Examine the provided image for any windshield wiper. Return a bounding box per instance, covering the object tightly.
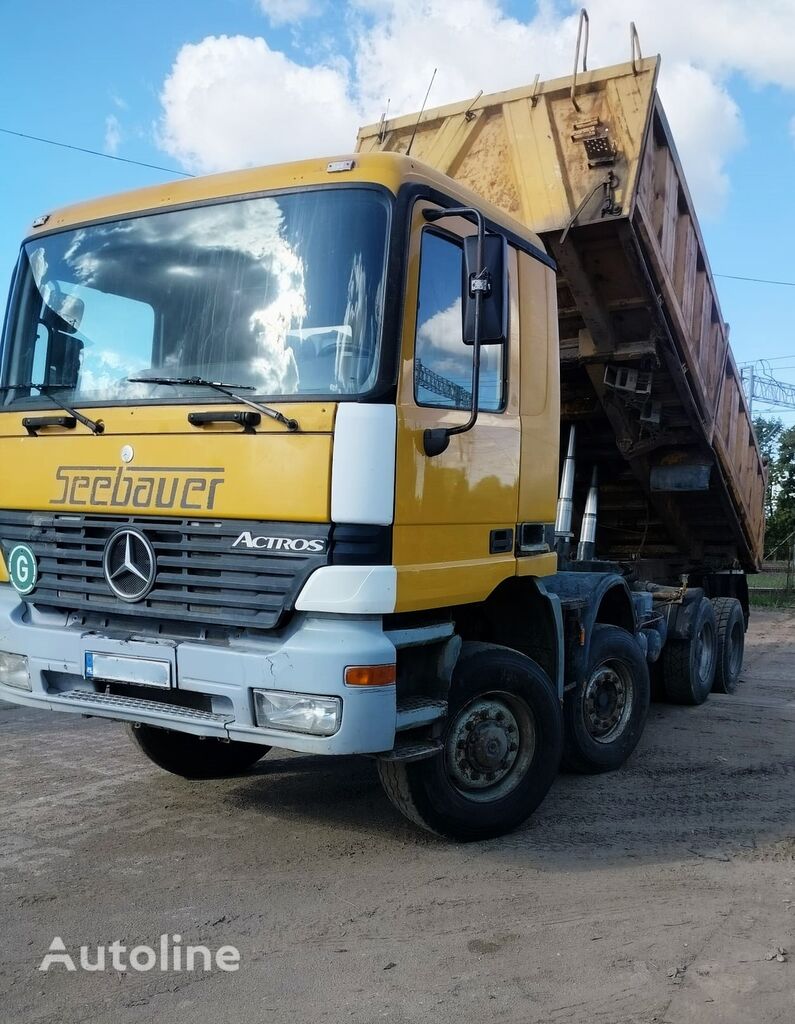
[0,383,104,434]
[128,376,299,432]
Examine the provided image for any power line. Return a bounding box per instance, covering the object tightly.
[2,128,795,292]
[714,272,795,288]
[0,127,194,178]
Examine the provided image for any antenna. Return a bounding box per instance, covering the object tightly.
[377,98,391,143]
[406,67,437,157]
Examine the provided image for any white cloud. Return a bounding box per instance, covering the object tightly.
[583,0,795,88]
[156,1,795,219]
[257,0,319,25]
[656,64,744,218]
[418,298,462,357]
[347,0,750,216]
[104,114,122,155]
[351,0,577,117]
[157,35,360,173]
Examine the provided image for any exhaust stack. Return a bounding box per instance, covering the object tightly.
[554,425,577,557]
[577,466,599,562]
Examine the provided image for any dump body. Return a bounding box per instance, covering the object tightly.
[358,56,765,575]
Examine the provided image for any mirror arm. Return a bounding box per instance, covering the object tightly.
[422,207,486,457]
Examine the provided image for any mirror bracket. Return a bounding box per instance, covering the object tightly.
[421,205,489,457]
[469,273,491,296]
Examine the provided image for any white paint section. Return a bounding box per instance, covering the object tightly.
[331,404,396,526]
[295,566,397,614]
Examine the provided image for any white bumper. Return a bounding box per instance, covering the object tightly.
[0,587,397,755]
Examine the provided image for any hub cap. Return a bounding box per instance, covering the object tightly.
[695,620,715,683]
[582,662,634,743]
[727,621,744,677]
[445,694,535,802]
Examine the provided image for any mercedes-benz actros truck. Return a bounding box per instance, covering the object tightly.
[0,51,763,839]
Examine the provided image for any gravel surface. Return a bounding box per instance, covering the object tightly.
[1,610,793,1024]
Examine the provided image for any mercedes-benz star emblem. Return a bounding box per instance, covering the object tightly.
[102,529,157,602]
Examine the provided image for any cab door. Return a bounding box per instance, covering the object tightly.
[392,200,521,613]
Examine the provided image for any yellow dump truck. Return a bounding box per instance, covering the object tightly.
[0,53,763,839]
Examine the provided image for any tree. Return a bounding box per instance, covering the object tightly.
[754,415,795,559]
[753,416,783,526]
[768,424,795,559]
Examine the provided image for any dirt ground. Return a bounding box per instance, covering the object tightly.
[1,610,793,1024]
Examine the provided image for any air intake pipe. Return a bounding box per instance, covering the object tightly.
[576,466,599,562]
[554,425,576,557]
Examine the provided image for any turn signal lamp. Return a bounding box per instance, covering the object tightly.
[344,664,396,687]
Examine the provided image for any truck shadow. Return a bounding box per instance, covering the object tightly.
[227,693,795,863]
[228,753,423,841]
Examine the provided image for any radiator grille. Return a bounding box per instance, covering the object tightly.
[0,512,331,631]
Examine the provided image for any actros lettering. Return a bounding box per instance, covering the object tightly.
[51,466,226,512]
[232,531,326,553]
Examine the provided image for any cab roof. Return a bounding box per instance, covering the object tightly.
[25,151,548,256]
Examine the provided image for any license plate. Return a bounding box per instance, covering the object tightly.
[84,652,172,689]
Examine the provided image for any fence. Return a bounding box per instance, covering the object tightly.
[748,550,795,607]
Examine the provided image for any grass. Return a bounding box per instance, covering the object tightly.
[747,572,790,589]
[749,591,795,609]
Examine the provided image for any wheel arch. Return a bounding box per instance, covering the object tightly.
[452,572,638,700]
[593,582,636,634]
[453,576,565,699]
[542,571,637,688]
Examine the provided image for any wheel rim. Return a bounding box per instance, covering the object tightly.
[582,660,634,743]
[695,620,715,684]
[444,692,536,803]
[727,620,743,678]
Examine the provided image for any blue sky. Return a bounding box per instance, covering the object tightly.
[2,0,794,419]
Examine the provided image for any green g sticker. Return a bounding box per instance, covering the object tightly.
[8,544,38,595]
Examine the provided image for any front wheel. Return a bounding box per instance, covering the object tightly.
[127,724,270,779]
[562,624,650,774]
[378,642,563,842]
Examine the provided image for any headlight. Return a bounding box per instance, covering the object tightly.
[253,690,341,737]
[0,652,31,690]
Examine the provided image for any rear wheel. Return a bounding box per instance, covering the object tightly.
[562,624,650,774]
[662,597,717,705]
[378,642,562,841]
[128,724,270,779]
[711,597,745,694]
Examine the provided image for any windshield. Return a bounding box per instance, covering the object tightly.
[0,187,389,408]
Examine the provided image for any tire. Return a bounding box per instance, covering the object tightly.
[128,724,270,779]
[711,597,745,694]
[561,624,650,774]
[377,642,563,842]
[662,597,717,705]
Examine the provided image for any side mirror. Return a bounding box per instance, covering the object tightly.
[422,206,508,457]
[462,233,507,345]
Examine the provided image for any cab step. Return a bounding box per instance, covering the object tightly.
[395,697,448,732]
[377,738,443,763]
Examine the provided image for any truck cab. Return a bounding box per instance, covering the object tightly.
[0,154,576,838]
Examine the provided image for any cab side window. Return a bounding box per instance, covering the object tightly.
[414,230,504,412]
